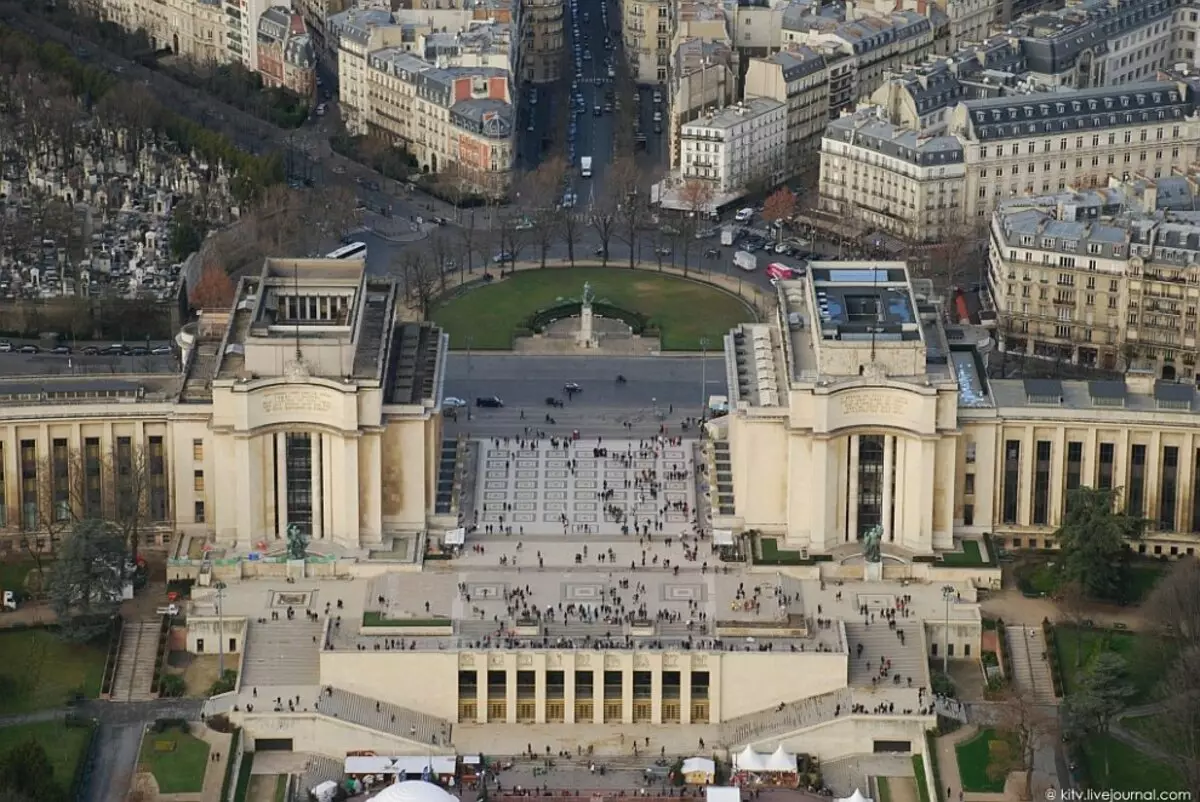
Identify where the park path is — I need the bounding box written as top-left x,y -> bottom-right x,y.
934,724 -> 978,802
1111,703 -> 1171,762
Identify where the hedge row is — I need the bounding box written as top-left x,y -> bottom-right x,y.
525,301 -> 649,334
1042,618 -> 1066,698
995,617 -> 1014,681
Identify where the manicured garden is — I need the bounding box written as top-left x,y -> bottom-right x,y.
1053,626 -> 1169,702
1075,732 -> 1182,791
0,628 -> 107,714
940,541 -> 986,566
138,722 -> 211,794
1016,557 -> 1165,602
432,268 -> 753,350
362,612 -> 451,627
954,729 -> 1010,793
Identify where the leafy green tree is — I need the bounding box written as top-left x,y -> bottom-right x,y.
1055,487 -> 1145,599
48,518 -> 127,642
169,208 -> 205,260
1063,651 -> 1136,780
0,739 -> 62,802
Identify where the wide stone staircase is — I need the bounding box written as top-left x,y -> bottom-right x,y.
1005,624 -> 1058,703
317,687 -> 454,746
844,622 -> 927,687
720,688 -> 853,747
298,756 -> 344,797
112,618 -> 162,702
242,619 -> 323,688
543,620 -> 618,641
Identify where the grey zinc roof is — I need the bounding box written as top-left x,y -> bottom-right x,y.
767,46 -> 827,81
329,8 -> 394,45
826,111 -> 964,166
1088,380 -> 1127,402
962,81 -> 1190,142
1155,381 -> 1194,408
1010,0 -> 1173,77
450,98 -> 513,139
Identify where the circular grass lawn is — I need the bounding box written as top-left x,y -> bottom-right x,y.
432,267 -> 754,350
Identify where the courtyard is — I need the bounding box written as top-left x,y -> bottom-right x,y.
432,267 -> 754,350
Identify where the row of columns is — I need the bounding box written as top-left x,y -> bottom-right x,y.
465,667 -> 707,725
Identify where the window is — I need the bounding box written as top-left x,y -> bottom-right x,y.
148,436 -> 167,522
1128,444 -> 1147,518
1160,446 -> 1179,531
51,438 -> 70,522
19,440 -> 37,531
194,470 -> 205,492
964,474 -> 976,495
1033,441 -> 1052,525
84,437 -> 102,518
192,439 -> 204,461
285,433 -> 314,536
115,436 -> 133,520
1002,440 -> 1020,524
1098,442 -> 1115,490
1066,441 -> 1083,503
195,500 -> 206,523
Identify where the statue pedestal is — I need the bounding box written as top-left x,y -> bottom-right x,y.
286,559 -> 306,581
576,303 -> 598,348
864,561 -> 883,582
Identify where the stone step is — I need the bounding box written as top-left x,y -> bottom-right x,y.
1005,625 -> 1057,703
113,620 -> 162,702
720,688 -> 853,746
844,622 -> 925,688
317,687 -> 454,747
242,620 -> 323,688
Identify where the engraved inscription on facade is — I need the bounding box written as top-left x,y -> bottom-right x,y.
261,391 -> 333,415
577,653 -> 591,667
840,394 -> 908,418
604,655 -> 621,669
663,654 -> 679,668
547,652 -> 562,669
633,654 -> 650,669
488,653 -> 505,668
518,653 -> 534,667
459,654 -> 476,669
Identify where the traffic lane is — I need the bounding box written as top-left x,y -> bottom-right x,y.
0,352 -> 176,376
444,354 -> 725,408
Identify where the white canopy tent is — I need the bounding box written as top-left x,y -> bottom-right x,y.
683,757 -> 717,776
837,790 -> 874,802
370,780 -> 459,802
444,528 -> 466,546
712,529 -> 735,546
764,746 -> 796,772
733,746 -> 766,772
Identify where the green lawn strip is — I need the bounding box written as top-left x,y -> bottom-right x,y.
233,752 -> 256,802
1121,712 -> 1173,751
432,268 -> 751,350
139,726 -> 211,794
275,774 -> 289,802
912,756 -> 932,802
0,628 -> 107,714
877,777 -> 893,802
1053,627 -> 1170,703
0,720 -> 93,795
940,541 -> 984,566
362,612 -> 451,627
1077,733 -> 1182,791
760,537 -> 803,561
955,729 -> 1009,793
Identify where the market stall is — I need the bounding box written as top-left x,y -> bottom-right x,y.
730,746 -> 798,788
682,757 -> 717,785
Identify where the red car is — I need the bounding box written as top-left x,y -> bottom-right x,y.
766,263 -> 800,281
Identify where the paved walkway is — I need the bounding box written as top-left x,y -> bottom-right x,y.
934,724 -> 978,802
1112,702 -> 1170,761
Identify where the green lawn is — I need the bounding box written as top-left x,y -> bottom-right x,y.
139,725 -> 211,794
876,777 -> 892,802
955,729 -> 1011,793
912,756 -> 932,802
1076,732 -> 1182,792
0,720 -> 94,795
1053,626 -> 1169,703
759,537 -> 803,562
362,612 -> 451,627
1123,563 -> 1165,602
432,268 -> 753,350
0,559 -> 37,595
941,541 -> 985,566
1016,562 -> 1060,596
275,774 -> 289,802
0,629 -> 107,714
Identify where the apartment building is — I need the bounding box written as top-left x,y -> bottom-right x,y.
1008,0 -> 1175,89
520,0 -> 564,84
332,10 -> 416,135
819,79 -> 1200,242
364,49 -> 514,192
224,0 -> 269,69
257,7 -> 317,97
780,2 -> 943,115
667,39 -> 737,169
744,46 -> 830,171
679,97 -> 787,196
293,0 -> 349,65
622,0 -> 674,85
988,174 -> 1200,376
819,110 -> 967,242
99,0 -> 227,64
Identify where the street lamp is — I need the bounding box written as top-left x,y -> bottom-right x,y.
699,337 -> 710,419
940,584 -> 956,675
465,336 -> 474,420
214,580 -> 228,677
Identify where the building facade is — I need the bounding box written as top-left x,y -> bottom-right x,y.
520,0 -> 564,84
257,7 -> 317,97
679,98 -> 787,195
0,258 -> 448,555
718,260 -> 1200,558
988,175 -> 1200,376
622,0 -> 674,85
744,47 -> 831,174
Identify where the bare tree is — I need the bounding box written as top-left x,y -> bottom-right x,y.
677,180 -> 716,277
987,689 -> 1059,800
590,193 -> 619,266
189,261 -> 236,311
457,212 -> 482,274
521,158 -> 567,268
401,251 -> 441,319
762,188 -> 797,244
557,206 -> 584,267
610,156 -> 645,270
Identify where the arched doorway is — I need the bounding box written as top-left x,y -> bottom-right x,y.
1163,364 -> 1177,381
172,33 -> 179,54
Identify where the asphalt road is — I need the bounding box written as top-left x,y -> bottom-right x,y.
442,353 -> 726,411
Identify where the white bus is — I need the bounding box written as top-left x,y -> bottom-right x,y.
326,241 -> 368,260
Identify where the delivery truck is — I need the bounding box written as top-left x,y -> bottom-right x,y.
720,226 -> 736,246
580,156 -> 592,178
734,250 -> 757,271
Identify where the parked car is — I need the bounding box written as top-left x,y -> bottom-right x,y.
18,345 -> 38,354
51,345 -> 71,355
151,346 -> 172,355
475,396 -> 504,408
0,341 -> 11,353
734,207 -> 755,223
492,251 -> 513,263
443,396 -> 468,409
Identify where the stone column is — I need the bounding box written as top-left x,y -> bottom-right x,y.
565,665 -> 577,724
592,668 -> 603,724
336,436 -> 360,548
237,437 -> 264,548
311,433 -> 323,540
651,665 -> 663,724
535,666 -> 547,724
882,435 -> 895,542
475,665 -> 487,724
505,661 -> 517,724
622,663 -> 634,724
847,436 -> 860,542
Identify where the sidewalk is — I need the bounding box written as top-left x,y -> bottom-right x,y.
362,212 -> 433,244
934,724 -> 978,802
